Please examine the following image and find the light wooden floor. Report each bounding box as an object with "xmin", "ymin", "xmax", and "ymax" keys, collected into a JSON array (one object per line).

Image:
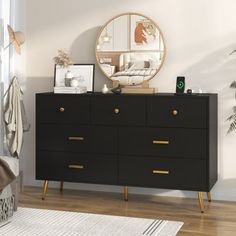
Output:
[{"xmin": 19, "ymin": 186, "xmax": 236, "ymax": 236}]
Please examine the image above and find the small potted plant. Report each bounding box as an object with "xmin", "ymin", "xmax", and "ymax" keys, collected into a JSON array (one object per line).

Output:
[
  {"xmin": 53, "ymin": 49, "xmax": 72, "ymax": 68},
  {"xmin": 227, "ymin": 81, "xmax": 236, "ymax": 133},
  {"xmin": 53, "ymin": 49, "xmax": 73, "ymax": 86}
]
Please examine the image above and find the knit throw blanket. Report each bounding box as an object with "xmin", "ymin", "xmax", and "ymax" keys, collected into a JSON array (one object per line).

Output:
[{"xmin": 0, "ymin": 156, "xmax": 19, "ymax": 223}]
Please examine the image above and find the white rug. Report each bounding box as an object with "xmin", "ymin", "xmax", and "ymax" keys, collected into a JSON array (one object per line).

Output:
[{"xmin": 0, "ymin": 207, "xmax": 183, "ymax": 236}]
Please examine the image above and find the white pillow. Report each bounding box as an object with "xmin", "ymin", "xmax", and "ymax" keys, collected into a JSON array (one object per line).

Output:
[
  {"xmin": 149, "ymin": 59, "xmax": 161, "ymax": 69},
  {"xmin": 128, "ymin": 61, "xmax": 150, "ymax": 70}
]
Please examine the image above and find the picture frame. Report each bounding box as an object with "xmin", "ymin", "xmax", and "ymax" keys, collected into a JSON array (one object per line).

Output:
[
  {"xmin": 130, "ymin": 15, "xmax": 161, "ymax": 51},
  {"xmin": 54, "ymin": 64, "xmax": 95, "ymax": 92}
]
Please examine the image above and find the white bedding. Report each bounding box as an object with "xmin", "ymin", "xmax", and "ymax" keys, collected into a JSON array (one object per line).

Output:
[{"xmin": 111, "ymin": 68, "xmax": 156, "ymax": 85}]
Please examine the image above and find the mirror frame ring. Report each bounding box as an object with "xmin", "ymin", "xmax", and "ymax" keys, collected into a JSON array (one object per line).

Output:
[{"xmin": 95, "ymin": 12, "xmax": 166, "ymax": 86}]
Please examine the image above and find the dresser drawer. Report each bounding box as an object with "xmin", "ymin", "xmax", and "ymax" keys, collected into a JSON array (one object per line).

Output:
[
  {"xmin": 91, "ymin": 96, "xmax": 145, "ymax": 126},
  {"xmin": 119, "ymin": 156, "xmax": 207, "ymax": 191},
  {"xmin": 36, "ymin": 152, "xmax": 117, "ymax": 184},
  {"xmin": 119, "ymin": 127, "xmax": 206, "ymax": 159},
  {"xmin": 147, "ymin": 96, "xmax": 207, "ymax": 128},
  {"xmin": 36, "ymin": 94, "xmax": 90, "ymax": 124},
  {"xmin": 37, "ymin": 124, "xmax": 117, "ymax": 154}
]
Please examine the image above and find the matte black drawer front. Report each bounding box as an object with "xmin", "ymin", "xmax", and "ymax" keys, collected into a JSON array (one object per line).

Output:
[
  {"xmin": 36, "ymin": 152, "xmax": 117, "ymax": 184},
  {"xmin": 147, "ymin": 97, "xmax": 207, "ymax": 128},
  {"xmin": 91, "ymin": 96, "xmax": 145, "ymax": 126},
  {"xmin": 119, "ymin": 156, "xmax": 207, "ymax": 191},
  {"xmin": 36, "ymin": 95, "xmax": 90, "ymax": 124},
  {"xmin": 37, "ymin": 124, "xmax": 117, "ymax": 154},
  {"xmin": 119, "ymin": 127, "xmax": 206, "ymax": 159}
]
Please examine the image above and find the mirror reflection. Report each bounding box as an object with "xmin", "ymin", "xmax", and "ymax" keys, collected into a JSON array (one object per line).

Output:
[{"xmin": 96, "ymin": 13, "xmax": 165, "ymax": 86}]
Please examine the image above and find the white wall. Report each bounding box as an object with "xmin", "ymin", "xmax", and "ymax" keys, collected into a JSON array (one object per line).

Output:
[{"xmin": 20, "ymin": 0, "xmax": 236, "ymax": 201}]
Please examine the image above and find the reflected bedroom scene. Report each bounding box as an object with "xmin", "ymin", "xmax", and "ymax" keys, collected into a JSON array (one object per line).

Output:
[{"xmin": 96, "ymin": 13, "xmax": 165, "ymax": 86}]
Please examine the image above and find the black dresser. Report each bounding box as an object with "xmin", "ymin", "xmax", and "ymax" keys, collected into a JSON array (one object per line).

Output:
[{"xmin": 36, "ymin": 92, "xmax": 218, "ymax": 213}]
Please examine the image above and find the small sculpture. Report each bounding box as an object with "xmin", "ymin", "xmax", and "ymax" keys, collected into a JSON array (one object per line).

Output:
[{"xmin": 102, "ymin": 84, "xmax": 109, "ymax": 94}]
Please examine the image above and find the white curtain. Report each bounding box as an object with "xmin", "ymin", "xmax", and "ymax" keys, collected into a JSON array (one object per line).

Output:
[
  {"xmin": 0, "ymin": 0, "xmax": 12, "ymax": 155},
  {"xmin": 0, "ymin": 82, "xmax": 4, "ymax": 155}
]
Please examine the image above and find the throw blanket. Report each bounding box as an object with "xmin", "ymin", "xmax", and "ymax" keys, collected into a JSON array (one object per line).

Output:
[
  {"xmin": 112, "ymin": 68, "xmax": 157, "ymax": 77},
  {"xmin": 4, "ymin": 77, "xmax": 30, "ymax": 157},
  {"xmin": 0, "ymin": 156, "xmax": 19, "ymax": 192},
  {"xmin": 0, "ymin": 156, "xmax": 19, "ymax": 223}
]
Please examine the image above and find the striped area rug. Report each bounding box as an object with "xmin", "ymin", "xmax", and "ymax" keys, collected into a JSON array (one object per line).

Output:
[{"xmin": 0, "ymin": 207, "xmax": 183, "ymax": 236}]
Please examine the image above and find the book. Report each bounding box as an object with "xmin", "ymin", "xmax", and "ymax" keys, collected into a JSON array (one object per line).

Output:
[{"xmin": 54, "ymin": 86, "xmax": 87, "ymax": 94}]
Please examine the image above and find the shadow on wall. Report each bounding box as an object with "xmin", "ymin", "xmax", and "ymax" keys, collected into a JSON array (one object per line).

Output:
[
  {"xmin": 70, "ymin": 26, "xmax": 112, "ymax": 92},
  {"xmin": 180, "ymin": 44, "xmax": 236, "ymax": 93},
  {"xmin": 179, "ymin": 44, "xmax": 236, "ymax": 130}
]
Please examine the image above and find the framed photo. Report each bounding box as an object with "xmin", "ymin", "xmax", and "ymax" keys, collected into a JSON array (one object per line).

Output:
[{"xmin": 54, "ymin": 64, "xmax": 95, "ymax": 92}]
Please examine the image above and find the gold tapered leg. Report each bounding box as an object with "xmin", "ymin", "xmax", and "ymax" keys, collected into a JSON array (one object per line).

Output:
[
  {"xmin": 198, "ymin": 192, "xmax": 204, "ymax": 213},
  {"xmin": 60, "ymin": 181, "xmax": 64, "ymax": 192},
  {"xmin": 42, "ymin": 180, "xmax": 49, "ymax": 200},
  {"xmin": 207, "ymin": 192, "xmax": 211, "ymax": 202},
  {"xmin": 124, "ymin": 186, "xmax": 128, "ymax": 201}
]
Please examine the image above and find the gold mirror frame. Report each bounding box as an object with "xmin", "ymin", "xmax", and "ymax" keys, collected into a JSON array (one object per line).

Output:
[{"xmin": 95, "ymin": 12, "xmax": 166, "ymax": 87}]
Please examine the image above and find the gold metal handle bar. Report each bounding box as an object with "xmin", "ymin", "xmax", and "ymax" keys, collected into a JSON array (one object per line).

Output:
[
  {"xmin": 153, "ymin": 170, "xmax": 169, "ymax": 175},
  {"xmin": 68, "ymin": 137, "xmax": 84, "ymax": 141},
  {"xmin": 68, "ymin": 165, "xmax": 84, "ymax": 169},
  {"xmin": 152, "ymin": 140, "xmax": 169, "ymax": 145}
]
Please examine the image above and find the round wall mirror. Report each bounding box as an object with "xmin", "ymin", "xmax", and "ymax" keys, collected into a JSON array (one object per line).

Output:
[{"xmin": 96, "ymin": 13, "xmax": 166, "ymax": 86}]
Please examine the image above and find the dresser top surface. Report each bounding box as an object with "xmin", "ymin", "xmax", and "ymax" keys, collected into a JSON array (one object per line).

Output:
[{"xmin": 36, "ymin": 92, "xmax": 217, "ymax": 98}]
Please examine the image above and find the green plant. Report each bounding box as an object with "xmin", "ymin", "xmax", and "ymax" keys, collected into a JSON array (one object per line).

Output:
[{"xmin": 227, "ymin": 81, "xmax": 236, "ymax": 133}]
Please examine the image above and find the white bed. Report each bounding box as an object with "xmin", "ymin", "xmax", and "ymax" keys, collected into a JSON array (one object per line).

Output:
[{"xmin": 111, "ymin": 52, "xmax": 161, "ymax": 85}]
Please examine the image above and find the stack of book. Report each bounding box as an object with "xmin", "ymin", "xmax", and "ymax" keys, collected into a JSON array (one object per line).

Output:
[{"xmin": 54, "ymin": 86, "xmax": 87, "ymax": 94}]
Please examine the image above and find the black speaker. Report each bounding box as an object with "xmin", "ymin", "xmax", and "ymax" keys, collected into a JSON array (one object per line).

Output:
[{"xmin": 176, "ymin": 76, "xmax": 185, "ymax": 93}]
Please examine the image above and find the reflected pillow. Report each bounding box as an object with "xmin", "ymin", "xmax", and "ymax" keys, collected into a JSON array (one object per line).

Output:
[
  {"xmin": 128, "ymin": 61, "xmax": 150, "ymax": 70},
  {"xmin": 149, "ymin": 59, "xmax": 161, "ymax": 69}
]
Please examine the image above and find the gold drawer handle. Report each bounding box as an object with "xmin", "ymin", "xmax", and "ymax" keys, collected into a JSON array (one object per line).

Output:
[
  {"xmin": 68, "ymin": 136, "xmax": 84, "ymax": 141},
  {"xmin": 153, "ymin": 170, "xmax": 169, "ymax": 175},
  {"xmin": 68, "ymin": 164, "xmax": 84, "ymax": 169},
  {"xmin": 153, "ymin": 140, "xmax": 169, "ymax": 145},
  {"xmin": 114, "ymin": 108, "xmax": 120, "ymax": 114},
  {"xmin": 172, "ymin": 109, "xmax": 178, "ymax": 116},
  {"xmin": 59, "ymin": 107, "xmax": 65, "ymax": 112}
]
